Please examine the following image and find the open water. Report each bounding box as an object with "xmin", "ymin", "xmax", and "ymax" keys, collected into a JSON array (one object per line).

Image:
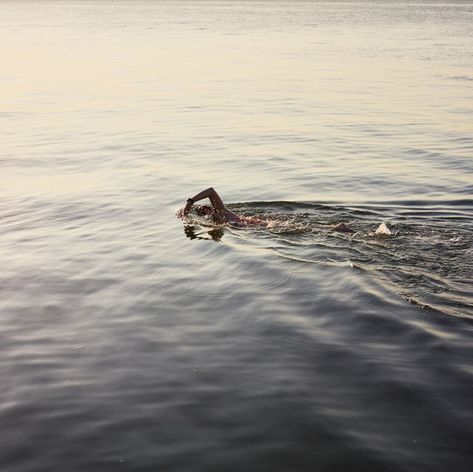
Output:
[{"xmin": 1, "ymin": 1, "xmax": 472, "ymax": 471}]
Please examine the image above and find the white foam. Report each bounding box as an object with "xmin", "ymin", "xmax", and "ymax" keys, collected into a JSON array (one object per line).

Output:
[{"xmin": 374, "ymin": 222, "xmax": 392, "ymax": 237}]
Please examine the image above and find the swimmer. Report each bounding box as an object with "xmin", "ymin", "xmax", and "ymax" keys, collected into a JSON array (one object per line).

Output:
[
  {"xmin": 177, "ymin": 187, "xmax": 262, "ymax": 225},
  {"xmin": 177, "ymin": 187, "xmax": 355, "ymax": 232}
]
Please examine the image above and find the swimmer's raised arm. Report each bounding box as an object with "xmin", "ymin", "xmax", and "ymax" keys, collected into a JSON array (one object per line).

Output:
[{"xmin": 183, "ymin": 187, "xmax": 226, "ymax": 216}]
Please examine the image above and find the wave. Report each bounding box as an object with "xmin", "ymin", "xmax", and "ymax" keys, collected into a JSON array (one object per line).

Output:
[{"xmin": 223, "ymin": 200, "xmax": 473, "ymax": 320}]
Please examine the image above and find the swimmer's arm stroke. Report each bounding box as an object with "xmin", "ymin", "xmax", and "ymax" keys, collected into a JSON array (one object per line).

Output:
[{"xmin": 183, "ymin": 187, "xmax": 226, "ymax": 216}]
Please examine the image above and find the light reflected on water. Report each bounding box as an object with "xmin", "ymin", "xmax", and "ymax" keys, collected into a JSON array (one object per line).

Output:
[{"xmin": 1, "ymin": 1, "xmax": 472, "ymax": 472}]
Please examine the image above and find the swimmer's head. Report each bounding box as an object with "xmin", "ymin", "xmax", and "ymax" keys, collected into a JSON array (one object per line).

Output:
[{"xmin": 195, "ymin": 205, "xmax": 214, "ymax": 217}]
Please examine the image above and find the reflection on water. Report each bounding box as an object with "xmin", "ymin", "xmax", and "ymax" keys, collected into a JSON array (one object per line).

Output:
[
  {"xmin": 184, "ymin": 224, "xmax": 225, "ymax": 241},
  {"xmin": 1, "ymin": 1, "xmax": 473, "ymax": 472}
]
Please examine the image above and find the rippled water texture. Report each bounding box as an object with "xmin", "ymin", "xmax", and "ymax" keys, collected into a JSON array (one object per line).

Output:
[{"xmin": 1, "ymin": 1, "xmax": 472, "ymax": 471}]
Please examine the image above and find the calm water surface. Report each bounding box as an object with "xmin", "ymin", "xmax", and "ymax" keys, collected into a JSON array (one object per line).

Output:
[{"xmin": 1, "ymin": 1, "xmax": 472, "ymax": 471}]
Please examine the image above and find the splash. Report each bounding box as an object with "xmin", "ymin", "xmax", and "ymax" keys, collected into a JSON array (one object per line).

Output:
[{"xmin": 373, "ymin": 222, "xmax": 393, "ymax": 237}]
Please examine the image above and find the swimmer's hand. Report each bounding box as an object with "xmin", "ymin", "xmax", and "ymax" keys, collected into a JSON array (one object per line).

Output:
[
  {"xmin": 176, "ymin": 208, "xmax": 190, "ymax": 220},
  {"xmin": 176, "ymin": 199, "xmax": 194, "ymax": 219},
  {"xmin": 183, "ymin": 199, "xmax": 194, "ymax": 216}
]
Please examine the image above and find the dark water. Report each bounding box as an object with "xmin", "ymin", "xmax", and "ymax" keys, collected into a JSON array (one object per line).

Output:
[{"xmin": 1, "ymin": 1, "xmax": 473, "ymax": 471}]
